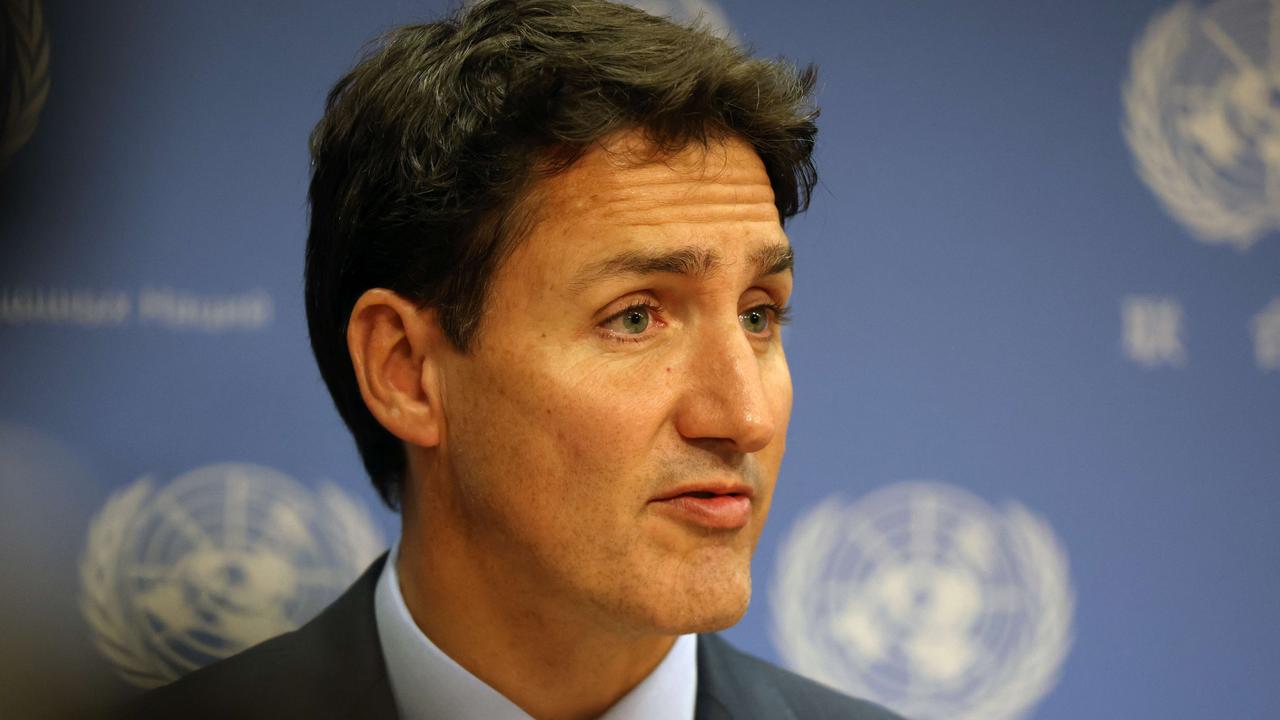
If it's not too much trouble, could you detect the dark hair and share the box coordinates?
[305,0,819,507]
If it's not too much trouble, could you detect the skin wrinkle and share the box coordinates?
[581,179,778,225]
[578,190,779,214]
[602,212,782,226]
[568,244,794,295]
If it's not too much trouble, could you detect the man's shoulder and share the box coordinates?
[121,627,321,719]
[697,634,905,720]
[118,556,394,720]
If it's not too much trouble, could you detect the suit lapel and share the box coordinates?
[314,561,809,720]
[296,553,399,720]
[694,634,796,720]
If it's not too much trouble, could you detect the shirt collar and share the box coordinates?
[374,542,698,720]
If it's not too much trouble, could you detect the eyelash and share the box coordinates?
[598,299,793,343]
[765,302,794,327]
[600,300,665,343]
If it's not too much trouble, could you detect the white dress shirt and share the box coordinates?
[374,543,698,720]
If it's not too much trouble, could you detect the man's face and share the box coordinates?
[436,132,793,635]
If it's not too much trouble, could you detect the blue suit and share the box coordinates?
[125,555,904,719]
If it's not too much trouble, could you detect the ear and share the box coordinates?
[347,289,444,449]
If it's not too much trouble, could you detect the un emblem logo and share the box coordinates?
[79,463,384,688]
[771,482,1074,720]
[1125,0,1280,250]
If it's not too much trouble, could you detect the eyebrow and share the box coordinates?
[568,243,794,293]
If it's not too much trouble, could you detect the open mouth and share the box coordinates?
[652,488,753,529]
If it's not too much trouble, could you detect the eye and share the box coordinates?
[619,307,650,334]
[740,307,769,334]
[602,303,655,335]
[739,303,792,336]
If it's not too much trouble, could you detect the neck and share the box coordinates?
[396,476,677,720]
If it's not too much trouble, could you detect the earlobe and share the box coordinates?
[347,289,443,448]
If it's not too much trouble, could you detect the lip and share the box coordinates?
[649,483,754,530]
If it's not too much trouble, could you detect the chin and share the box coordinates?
[633,562,754,635]
[675,595,751,634]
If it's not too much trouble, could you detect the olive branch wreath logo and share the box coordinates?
[1123,0,1280,250]
[79,467,387,688]
[771,485,1075,720]
[2,0,49,168]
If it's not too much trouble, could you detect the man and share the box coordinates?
[130,1,902,718]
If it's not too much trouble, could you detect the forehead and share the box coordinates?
[547,133,778,221]
[513,133,787,268]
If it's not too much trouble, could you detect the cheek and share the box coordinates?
[765,347,793,432]
[759,353,794,485]
[772,362,793,430]
[455,348,670,498]
[539,362,672,479]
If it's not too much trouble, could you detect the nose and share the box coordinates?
[673,324,780,454]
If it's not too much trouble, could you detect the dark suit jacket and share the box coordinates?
[125,556,903,719]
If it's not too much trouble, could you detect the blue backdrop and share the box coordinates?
[2,1,1277,718]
